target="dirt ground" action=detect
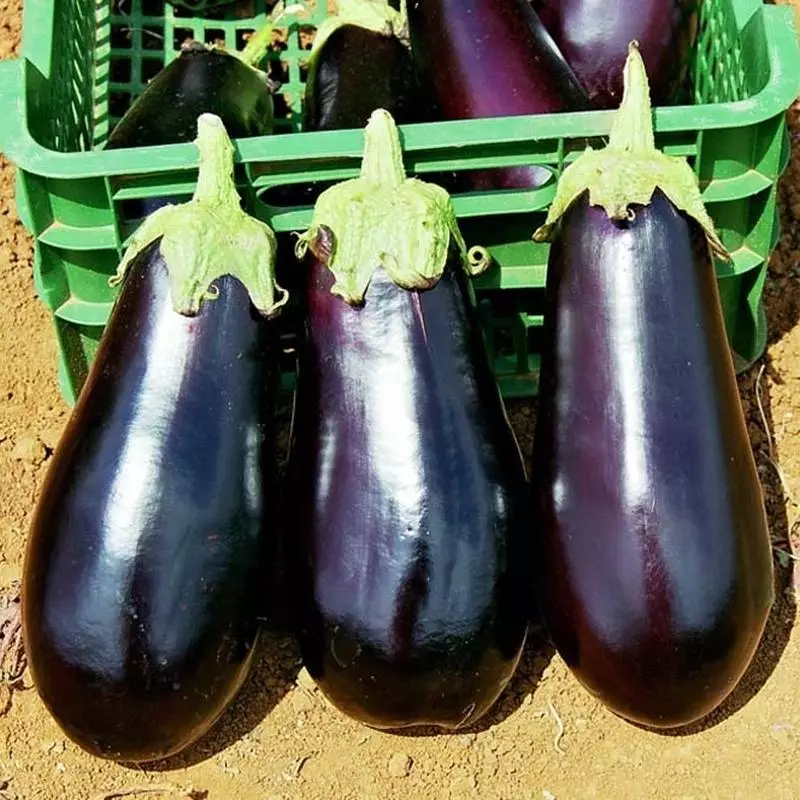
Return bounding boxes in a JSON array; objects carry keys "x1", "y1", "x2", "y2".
[{"x1": 1, "y1": 2, "x2": 799, "y2": 799}]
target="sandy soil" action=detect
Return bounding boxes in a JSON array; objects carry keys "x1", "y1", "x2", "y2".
[{"x1": 1, "y1": 2, "x2": 799, "y2": 798}]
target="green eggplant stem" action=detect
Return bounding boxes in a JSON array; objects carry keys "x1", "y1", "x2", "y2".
[
  {"x1": 296, "y1": 109, "x2": 490, "y2": 305},
  {"x1": 110, "y1": 113, "x2": 287, "y2": 318},
  {"x1": 534, "y1": 41, "x2": 728, "y2": 262}
]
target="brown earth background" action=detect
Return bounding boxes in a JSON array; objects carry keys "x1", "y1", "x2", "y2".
[{"x1": 1, "y1": 2, "x2": 799, "y2": 798}]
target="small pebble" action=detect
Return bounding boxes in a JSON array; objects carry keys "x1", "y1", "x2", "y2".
[
  {"x1": 11, "y1": 435, "x2": 46, "y2": 465},
  {"x1": 451, "y1": 775, "x2": 477, "y2": 793},
  {"x1": 39, "y1": 424, "x2": 64, "y2": 452},
  {"x1": 769, "y1": 722, "x2": 795, "y2": 748},
  {"x1": 387, "y1": 752, "x2": 412, "y2": 778}
]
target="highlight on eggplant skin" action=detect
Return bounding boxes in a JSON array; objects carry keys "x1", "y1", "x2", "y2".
[
  {"x1": 22, "y1": 115, "x2": 286, "y2": 763},
  {"x1": 535, "y1": 0, "x2": 700, "y2": 109},
  {"x1": 530, "y1": 43, "x2": 774, "y2": 730},
  {"x1": 23, "y1": 251, "x2": 278, "y2": 762},
  {"x1": 282, "y1": 110, "x2": 531, "y2": 730},
  {"x1": 533, "y1": 192, "x2": 774, "y2": 729},
  {"x1": 407, "y1": 0, "x2": 589, "y2": 191},
  {"x1": 106, "y1": 43, "x2": 275, "y2": 151}
]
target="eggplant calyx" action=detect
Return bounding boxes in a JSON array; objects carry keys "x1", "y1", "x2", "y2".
[
  {"x1": 237, "y1": 2, "x2": 308, "y2": 70},
  {"x1": 110, "y1": 114, "x2": 288, "y2": 318},
  {"x1": 295, "y1": 108, "x2": 490, "y2": 305},
  {"x1": 310, "y1": 0, "x2": 410, "y2": 60},
  {"x1": 533, "y1": 42, "x2": 728, "y2": 262}
]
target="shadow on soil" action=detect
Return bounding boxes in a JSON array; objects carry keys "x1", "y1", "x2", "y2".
[
  {"x1": 653, "y1": 161, "x2": 800, "y2": 737},
  {"x1": 130, "y1": 628, "x2": 302, "y2": 772}
]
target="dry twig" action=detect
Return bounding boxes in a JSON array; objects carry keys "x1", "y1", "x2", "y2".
[
  {"x1": 532, "y1": 701, "x2": 567, "y2": 756},
  {"x1": 755, "y1": 364, "x2": 796, "y2": 504},
  {"x1": 91, "y1": 785, "x2": 199, "y2": 800},
  {"x1": 548, "y1": 700, "x2": 566, "y2": 756},
  {"x1": 0, "y1": 582, "x2": 26, "y2": 714},
  {"x1": 754, "y1": 364, "x2": 800, "y2": 566}
]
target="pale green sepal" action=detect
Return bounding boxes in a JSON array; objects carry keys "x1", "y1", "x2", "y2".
[
  {"x1": 310, "y1": 0, "x2": 409, "y2": 62},
  {"x1": 296, "y1": 109, "x2": 491, "y2": 305},
  {"x1": 109, "y1": 114, "x2": 288, "y2": 319},
  {"x1": 533, "y1": 42, "x2": 729, "y2": 262}
]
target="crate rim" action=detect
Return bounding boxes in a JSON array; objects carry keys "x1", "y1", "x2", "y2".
[{"x1": 0, "y1": 3, "x2": 797, "y2": 182}]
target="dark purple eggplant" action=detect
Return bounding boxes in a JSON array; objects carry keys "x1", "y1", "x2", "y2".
[
  {"x1": 304, "y1": 2, "x2": 427, "y2": 132},
  {"x1": 106, "y1": 43, "x2": 274, "y2": 151},
  {"x1": 406, "y1": 0, "x2": 589, "y2": 191},
  {"x1": 22, "y1": 115, "x2": 287, "y2": 762},
  {"x1": 536, "y1": 0, "x2": 699, "y2": 109},
  {"x1": 107, "y1": 18, "x2": 287, "y2": 218},
  {"x1": 530, "y1": 45, "x2": 774, "y2": 729},
  {"x1": 265, "y1": 0, "x2": 432, "y2": 208},
  {"x1": 282, "y1": 110, "x2": 530, "y2": 730}
]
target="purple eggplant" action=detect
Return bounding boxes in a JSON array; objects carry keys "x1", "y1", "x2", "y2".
[
  {"x1": 406, "y1": 0, "x2": 589, "y2": 191},
  {"x1": 283, "y1": 110, "x2": 530, "y2": 730},
  {"x1": 268, "y1": 0, "x2": 431, "y2": 207},
  {"x1": 536, "y1": 0, "x2": 699, "y2": 109},
  {"x1": 106, "y1": 29, "x2": 284, "y2": 220},
  {"x1": 530, "y1": 44, "x2": 774, "y2": 728},
  {"x1": 304, "y1": 1, "x2": 427, "y2": 132},
  {"x1": 106, "y1": 42, "x2": 275, "y2": 151},
  {"x1": 22, "y1": 115, "x2": 287, "y2": 762}
]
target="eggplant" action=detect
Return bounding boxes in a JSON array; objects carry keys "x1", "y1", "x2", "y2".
[
  {"x1": 530, "y1": 45, "x2": 774, "y2": 729},
  {"x1": 107, "y1": 14, "x2": 291, "y2": 217},
  {"x1": 106, "y1": 43, "x2": 274, "y2": 151},
  {"x1": 265, "y1": 0, "x2": 431, "y2": 209},
  {"x1": 406, "y1": 0, "x2": 589, "y2": 191},
  {"x1": 22, "y1": 115, "x2": 287, "y2": 762},
  {"x1": 304, "y1": 0, "x2": 427, "y2": 132},
  {"x1": 536, "y1": 0, "x2": 699, "y2": 109},
  {"x1": 283, "y1": 110, "x2": 530, "y2": 730}
]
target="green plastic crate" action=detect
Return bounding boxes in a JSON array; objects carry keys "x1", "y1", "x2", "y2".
[{"x1": 0, "y1": 0, "x2": 798, "y2": 405}]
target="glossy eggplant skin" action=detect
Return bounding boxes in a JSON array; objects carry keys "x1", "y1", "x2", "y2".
[
  {"x1": 283, "y1": 239, "x2": 530, "y2": 730},
  {"x1": 107, "y1": 43, "x2": 273, "y2": 218},
  {"x1": 536, "y1": 0, "x2": 699, "y2": 109},
  {"x1": 305, "y1": 24, "x2": 428, "y2": 133},
  {"x1": 22, "y1": 245, "x2": 278, "y2": 762},
  {"x1": 532, "y1": 190, "x2": 774, "y2": 729},
  {"x1": 266, "y1": 25, "x2": 432, "y2": 208},
  {"x1": 107, "y1": 44, "x2": 273, "y2": 149},
  {"x1": 407, "y1": 0, "x2": 589, "y2": 191}
]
